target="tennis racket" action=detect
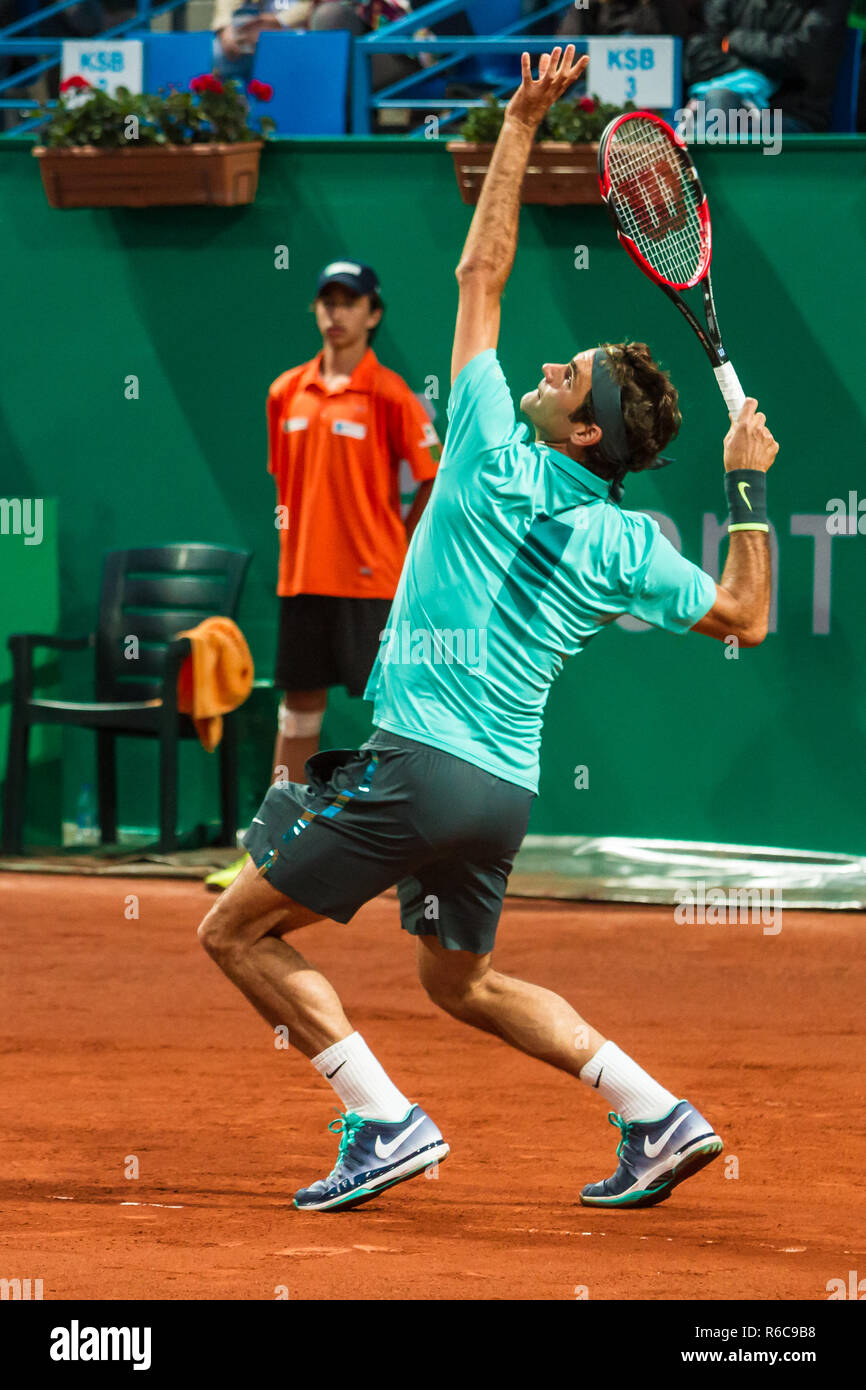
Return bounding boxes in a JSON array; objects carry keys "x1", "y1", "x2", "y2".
[{"x1": 598, "y1": 110, "x2": 746, "y2": 421}]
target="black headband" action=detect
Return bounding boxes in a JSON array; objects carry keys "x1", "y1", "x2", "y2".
[{"x1": 590, "y1": 348, "x2": 674, "y2": 501}]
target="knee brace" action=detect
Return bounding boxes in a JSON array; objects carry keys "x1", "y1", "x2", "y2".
[{"x1": 278, "y1": 701, "x2": 324, "y2": 739}]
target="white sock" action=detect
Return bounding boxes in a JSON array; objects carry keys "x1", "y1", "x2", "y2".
[
  {"x1": 579, "y1": 1040, "x2": 678, "y2": 1123},
  {"x1": 311, "y1": 1032, "x2": 411, "y2": 1122}
]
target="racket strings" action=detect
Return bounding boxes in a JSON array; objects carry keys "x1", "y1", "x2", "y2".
[{"x1": 606, "y1": 120, "x2": 706, "y2": 286}]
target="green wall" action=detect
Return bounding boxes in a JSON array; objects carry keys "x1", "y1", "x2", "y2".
[
  {"x1": 0, "y1": 498, "x2": 61, "y2": 843},
  {"x1": 1, "y1": 135, "x2": 865, "y2": 852}
]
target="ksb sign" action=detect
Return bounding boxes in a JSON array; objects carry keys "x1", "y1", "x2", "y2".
[
  {"x1": 61, "y1": 40, "x2": 143, "y2": 97},
  {"x1": 586, "y1": 36, "x2": 677, "y2": 110}
]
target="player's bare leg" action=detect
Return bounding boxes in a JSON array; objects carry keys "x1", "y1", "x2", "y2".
[
  {"x1": 197, "y1": 856, "x2": 348, "y2": 1055},
  {"x1": 273, "y1": 689, "x2": 327, "y2": 785},
  {"x1": 197, "y1": 859, "x2": 448, "y2": 1208},
  {"x1": 416, "y1": 935, "x2": 605, "y2": 1072},
  {"x1": 416, "y1": 935, "x2": 722, "y2": 1207}
]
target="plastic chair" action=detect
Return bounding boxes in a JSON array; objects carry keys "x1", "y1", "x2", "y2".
[
  {"x1": 249, "y1": 30, "x2": 351, "y2": 134},
  {"x1": 143, "y1": 32, "x2": 216, "y2": 96},
  {"x1": 2, "y1": 544, "x2": 252, "y2": 855},
  {"x1": 831, "y1": 25, "x2": 862, "y2": 134}
]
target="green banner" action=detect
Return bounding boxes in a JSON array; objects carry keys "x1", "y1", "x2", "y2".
[{"x1": 1, "y1": 136, "x2": 864, "y2": 853}]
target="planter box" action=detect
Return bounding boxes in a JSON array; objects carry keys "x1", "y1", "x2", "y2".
[
  {"x1": 447, "y1": 141, "x2": 601, "y2": 206},
  {"x1": 33, "y1": 142, "x2": 264, "y2": 210}
]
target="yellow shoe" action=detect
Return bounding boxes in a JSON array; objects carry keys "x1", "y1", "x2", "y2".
[{"x1": 204, "y1": 854, "x2": 248, "y2": 892}]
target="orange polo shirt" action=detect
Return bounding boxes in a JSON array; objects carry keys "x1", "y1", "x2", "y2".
[{"x1": 267, "y1": 348, "x2": 441, "y2": 599}]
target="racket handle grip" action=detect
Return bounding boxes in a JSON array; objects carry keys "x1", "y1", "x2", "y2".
[{"x1": 714, "y1": 362, "x2": 747, "y2": 419}]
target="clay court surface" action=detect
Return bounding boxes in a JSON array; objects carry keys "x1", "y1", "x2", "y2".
[{"x1": 1, "y1": 871, "x2": 863, "y2": 1301}]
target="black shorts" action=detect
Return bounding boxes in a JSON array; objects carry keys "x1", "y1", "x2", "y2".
[
  {"x1": 241, "y1": 728, "x2": 534, "y2": 956},
  {"x1": 274, "y1": 594, "x2": 393, "y2": 698}
]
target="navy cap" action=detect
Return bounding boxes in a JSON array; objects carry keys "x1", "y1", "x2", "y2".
[{"x1": 316, "y1": 259, "x2": 380, "y2": 298}]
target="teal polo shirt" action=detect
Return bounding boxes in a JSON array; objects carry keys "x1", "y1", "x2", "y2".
[{"x1": 364, "y1": 349, "x2": 716, "y2": 793}]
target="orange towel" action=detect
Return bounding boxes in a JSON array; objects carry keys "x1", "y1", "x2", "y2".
[{"x1": 175, "y1": 617, "x2": 254, "y2": 752}]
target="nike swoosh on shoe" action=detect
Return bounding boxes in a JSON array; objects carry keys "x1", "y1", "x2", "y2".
[
  {"x1": 643, "y1": 1109, "x2": 692, "y2": 1159},
  {"x1": 374, "y1": 1115, "x2": 426, "y2": 1160}
]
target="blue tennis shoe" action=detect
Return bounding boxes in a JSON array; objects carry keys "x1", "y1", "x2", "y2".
[
  {"x1": 580, "y1": 1100, "x2": 723, "y2": 1208},
  {"x1": 294, "y1": 1106, "x2": 449, "y2": 1212}
]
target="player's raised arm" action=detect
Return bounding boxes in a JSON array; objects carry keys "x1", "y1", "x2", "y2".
[
  {"x1": 691, "y1": 398, "x2": 778, "y2": 647},
  {"x1": 451, "y1": 46, "x2": 588, "y2": 385}
]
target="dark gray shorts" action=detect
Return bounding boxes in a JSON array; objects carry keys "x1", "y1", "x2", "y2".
[{"x1": 241, "y1": 728, "x2": 534, "y2": 956}]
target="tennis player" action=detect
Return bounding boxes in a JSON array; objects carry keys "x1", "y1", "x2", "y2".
[{"x1": 197, "y1": 47, "x2": 778, "y2": 1211}]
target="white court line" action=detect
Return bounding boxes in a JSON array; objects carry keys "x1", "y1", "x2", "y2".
[
  {"x1": 47, "y1": 1196, "x2": 184, "y2": 1209},
  {"x1": 120, "y1": 1202, "x2": 184, "y2": 1209}
]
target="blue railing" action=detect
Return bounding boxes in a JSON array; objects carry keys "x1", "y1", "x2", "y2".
[
  {"x1": 0, "y1": 0, "x2": 188, "y2": 133},
  {"x1": 1, "y1": 0, "x2": 687, "y2": 139},
  {"x1": 352, "y1": 0, "x2": 580, "y2": 135}
]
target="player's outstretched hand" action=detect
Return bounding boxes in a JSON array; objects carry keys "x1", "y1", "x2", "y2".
[
  {"x1": 723, "y1": 398, "x2": 779, "y2": 473},
  {"x1": 505, "y1": 46, "x2": 589, "y2": 130}
]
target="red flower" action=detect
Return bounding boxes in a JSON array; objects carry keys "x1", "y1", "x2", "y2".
[
  {"x1": 60, "y1": 75, "x2": 90, "y2": 93},
  {"x1": 578, "y1": 96, "x2": 596, "y2": 113},
  {"x1": 190, "y1": 73, "x2": 224, "y2": 95},
  {"x1": 247, "y1": 80, "x2": 273, "y2": 102}
]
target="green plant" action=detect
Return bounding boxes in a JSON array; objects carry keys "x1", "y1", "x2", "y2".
[
  {"x1": 39, "y1": 75, "x2": 276, "y2": 149},
  {"x1": 459, "y1": 92, "x2": 635, "y2": 144},
  {"x1": 458, "y1": 95, "x2": 508, "y2": 144}
]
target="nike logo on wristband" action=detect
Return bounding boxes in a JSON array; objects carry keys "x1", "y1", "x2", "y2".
[{"x1": 737, "y1": 480, "x2": 753, "y2": 511}]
